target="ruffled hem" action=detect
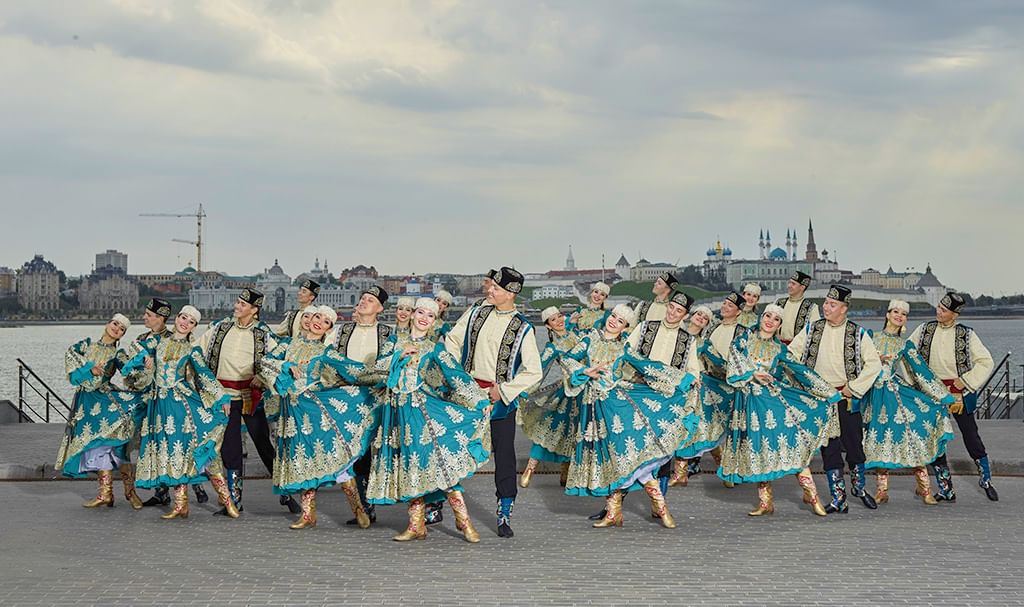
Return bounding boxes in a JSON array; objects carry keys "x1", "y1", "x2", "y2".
[
  {"x1": 367, "y1": 440, "x2": 489, "y2": 505},
  {"x1": 135, "y1": 434, "x2": 222, "y2": 489},
  {"x1": 565, "y1": 453, "x2": 672, "y2": 497},
  {"x1": 865, "y1": 430, "x2": 953, "y2": 469},
  {"x1": 58, "y1": 437, "x2": 130, "y2": 479},
  {"x1": 717, "y1": 464, "x2": 806, "y2": 485},
  {"x1": 529, "y1": 443, "x2": 570, "y2": 463},
  {"x1": 675, "y1": 439, "x2": 722, "y2": 460}
]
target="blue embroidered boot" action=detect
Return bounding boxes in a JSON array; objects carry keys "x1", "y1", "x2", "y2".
[
  {"x1": 215, "y1": 469, "x2": 243, "y2": 515},
  {"x1": 849, "y1": 463, "x2": 877, "y2": 509},
  {"x1": 932, "y1": 462, "x2": 956, "y2": 502},
  {"x1": 496, "y1": 497, "x2": 515, "y2": 538},
  {"x1": 824, "y1": 468, "x2": 848, "y2": 514},
  {"x1": 975, "y1": 457, "x2": 999, "y2": 501},
  {"x1": 424, "y1": 500, "x2": 445, "y2": 525},
  {"x1": 687, "y1": 459, "x2": 702, "y2": 476}
]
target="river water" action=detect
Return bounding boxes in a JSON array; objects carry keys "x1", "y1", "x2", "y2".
[{"x1": 2, "y1": 319, "x2": 1022, "y2": 404}]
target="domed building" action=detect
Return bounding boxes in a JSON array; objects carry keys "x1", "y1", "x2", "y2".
[{"x1": 701, "y1": 225, "x2": 822, "y2": 292}]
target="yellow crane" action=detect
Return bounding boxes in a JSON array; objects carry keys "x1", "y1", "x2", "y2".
[{"x1": 140, "y1": 204, "x2": 207, "y2": 272}]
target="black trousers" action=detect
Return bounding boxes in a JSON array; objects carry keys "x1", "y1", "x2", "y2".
[
  {"x1": 952, "y1": 410, "x2": 988, "y2": 460},
  {"x1": 221, "y1": 400, "x2": 276, "y2": 474},
  {"x1": 491, "y1": 414, "x2": 518, "y2": 500},
  {"x1": 820, "y1": 399, "x2": 866, "y2": 471}
]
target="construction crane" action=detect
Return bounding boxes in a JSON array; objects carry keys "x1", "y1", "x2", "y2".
[{"x1": 140, "y1": 204, "x2": 207, "y2": 271}]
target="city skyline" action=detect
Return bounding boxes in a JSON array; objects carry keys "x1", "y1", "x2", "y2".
[{"x1": 1, "y1": 2, "x2": 1022, "y2": 294}]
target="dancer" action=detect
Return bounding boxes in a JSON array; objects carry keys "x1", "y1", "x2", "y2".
[
  {"x1": 737, "y1": 283, "x2": 762, "y2": 328},
  {"x1": 365, "y1": 298, "x2": 490, "y2": 542},
  {"x1": 260, "y1": 305, "x2": 378, "y2": 529},
  {"x1": 445, "y1": 266, "x2": 543, "y2": 538},
  {"x1": 393, "y1": 296, "x2": 415, "y2": 339},
  {"x1": 568, "y1": 282, "x2": 610, "y2": 334},
  {"x1": 198, "y1": 288, "x2": 284, "y2": 515},
  {"x1": 862, "y1": 300, "x2": 955, "y2": 505},
  {"x1": 55, "y1": 314, "x2": 144, "y2": 509},
  {"x1": 520, "y1": 306, "x2": 583, "y2": 488},
  {"x1": 776, "y1": 271, "x2": 819, "y2": 345},
  {"x1": 428, "y1": 289, "x2": 454, "y2": 341},
  {"x1": 561, "y1": 304, "x2": 699, "y2": 529},
  {"x1": 718, "y1": 305, "x2": 839, "y2": 516},
  {"x1": 121, "y1": 306, "x2": 239, "y2": 520},
  {"x1": 272, "y1": 279, "x2": 320, "y2": 338},
  {"x1": 908, "y1": 292, "x2": 998, "y2": 502},
  {"x1": 788, "y1": 285, "x2": 882, "y2": 513},
  {"x1": 634, "y1": 272, "x2": 677, "y2": 324},
  {"x1": 331, "y1": 285, "x2": 392, "y2": 525}
]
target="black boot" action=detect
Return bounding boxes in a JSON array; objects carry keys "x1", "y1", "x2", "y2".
[
  {"x1": 142, "y1": 486, "x2": 170, "y2": 507},
  {"x1": 824, "y1": 468, "x2": 849, "y2": 514},
  {"x1": 424, "y1": 501, "x2": 444, "y2": 525},
  {"x1": 193, "y1": 484, "x2": 209, "y2": 504},
  {"x1": 849, "y1": 463, "x2": 877, "y2": 510},
  {"x1": 496, "y1": 497, "x2": 515, "y2": 538},
  {"x1": 282, "y1": 494, "x2": 301, "y2": 513},
  {"x1": 975, "y1": 457, "x2": 999, "y2": 502},
  {"x1": 345, "y1": 475, "x2": 377, "y2": 525}
]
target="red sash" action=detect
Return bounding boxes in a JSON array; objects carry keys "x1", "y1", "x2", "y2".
[
  {"x1": 219, "y1": 378, "x2": 263, "y2": 414},
  {"x1": 941, "y1": 378, "x2": 964, "y2": 395}
]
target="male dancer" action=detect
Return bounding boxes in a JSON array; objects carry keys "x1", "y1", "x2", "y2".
[
  {"x1": 909, "y1": 292, "x2": 998, "y2": 502},
  {"x1": 199, "y1": 288, "x2": 282, "y2": 515},
  {"x1": 272, "y1": 279, "x2": 319, "y2": 338},
  {"x1": 445, "y1": 267, "x2": 543, "y2": 538},
  {"x1": 788, "y1": 285, "x2": 882, "y2": 513},
  {"x1": 333, "y1": 285, "x2": 392, "y2": 525},
  {"x1": 634, "y1": 271, "x2": 677, "y2": 324},
  {"x1": 776, "y1": 271, "x2": 820, "y2": 344}
]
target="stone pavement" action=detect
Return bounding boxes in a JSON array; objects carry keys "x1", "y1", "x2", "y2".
[
  {"x1": 0, "y1": 474, "x2": 1021, "y2": 606},
  {"x1": 2, "y1": 419, "x2": 1023, "y2": 480}
]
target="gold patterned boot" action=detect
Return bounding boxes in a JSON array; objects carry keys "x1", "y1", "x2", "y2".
[
  {"x1": 593, "y1": 491, "x2": 624, "y2": 528},
  {"x1": 519, "y1": 458, "x2": 538, "y2": 488},
  {"x1": 914, "y1": 466, "x2": 939, "y2": 505},
  {"x1": 208, "y1": 474, "x2": 241, "y2": 518},
  {"x1": 796, "y1": 468, "x2": 827, "y2": 516},
  {"x1": 644, "y1": 480, "x2": 676, "y2": 528},
  {"x1": 118, "y1": 464, "x2": 144, "y2": 510},
  {"x1": 161, "y1": 485, "x2": 189, "y2": 520},
  {"x1": 748, "y1": 481, "x2": 774, "y2": 516},
  {"x1": 83, "y1": 469, "x2": 115, "y2": 508},
  {"x1": 668, "y1": 457, "x2": 690, "y2": 487},
  {"x1": 340, "y1": 478, "x2": 371, "y2": 528},
  {"x1": 289, "y1": 489, "x2": 318, "y2": 529},
  {"x1": 394, "y1": 498, "x2": 427, "y2": 541},
  {"x1": 711, "y1": 447, "x2": 733, "y2": 487},
  {"x1": 446, "y1": 490, "x2": 480, "y2": 543},
  {"x1": 875, "y1": 470, "x2": 890, "y2": 504}
]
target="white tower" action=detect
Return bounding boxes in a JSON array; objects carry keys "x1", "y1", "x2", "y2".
[{"x1": 565, "y1": 245, "x2": 576, "y2": 271}]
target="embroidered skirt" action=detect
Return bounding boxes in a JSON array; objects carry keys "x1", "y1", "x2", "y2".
[
  {"x1": 55, "y1": 389, "x2": 141, "y2": 478},
  {"x1": 676, "y1": 374, "x2": 735, "y2": 459},
  {"x1": 520, "y1": 385, "x2": 579, "y2": 464},
  {"x1": 136, "y1": 388, "x2": 228, "y2": 488},
  {"x1": 862, "y1": 378, "x2": 954, "y2": 469}
]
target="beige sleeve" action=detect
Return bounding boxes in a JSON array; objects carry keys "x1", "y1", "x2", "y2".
[
  {"x1": 197, "y1": 325, "x2": 215, "y2": 358},
  {"x1": 626, "y1": 324, "x2": 643, "y2": 351},
  {"x1": 787, "y1": 327, "x2": 808, "y2": 362},
  {"x1": 848, "y1": 332, "x2": 882, "y2": 398},
  {"x1": 444, "y1": 310, "x2": 470, "y2": 360},
  {"x1": 962, "y1": 331, "x2": 994, "y2": 392},
  {"x1": 685, "y1": 339, "x2": 702, "y2": 376},
  {"x1": 498, "y1": 333, "x2": 543, "y2": 405},
  {"x1": 907, "y1": 324, "x2": 924, "y2": 349},
  {"x1": 806, "y1": 304, "x2": 821, "y2": 327}
]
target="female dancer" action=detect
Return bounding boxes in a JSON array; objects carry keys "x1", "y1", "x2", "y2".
[
  {"x1": 363, "y1": 298, "x2": 490, "y2": 542},
  {"x1": 718, "y1": 305, "x2": 839, "y2": 516},
  {"x1": 862, "y1": 300, "x2": 955, "y2": 505},
  {"x1": 519, "y1": 306, "x2": 582, "y2": 487},
  {"x1": 393, "y1": 296, "x2": 415, "y2": 339},
  {"x1": 260, "y1": 305, "x2": 378, "y2": 529},
  {"x1": 121, "y1": 306, "x2": 239, "y2": 520},
  {"x1": 55, "y1": 314, "x2": 145, "y2": 509},
  {"x1": 562, "y1": 304, "x2": 699, "y2": 529},
  {"x1": 737, "y1": 283, "x2": 762, "y2": 329},
  {"x1": 427, "y1": 290, "x2": 454, "y2": 341},
  {"x1": 567, "y1": 282, "x2": 610, "y2": 334}
]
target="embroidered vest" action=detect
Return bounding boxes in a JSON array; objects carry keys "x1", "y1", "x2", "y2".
[
  {"x1": 463, "y1": 305, "x2": 531, "y2": 382},
  {"x1": 776, "y1": 297, "x2": 814, "y2": 334},
  {"x1": 206, "y1": 319, "x2": 268, "y2": 378},
  {"x1": 803, "y1": 319, "x2": 863, "y2": 381},
  {"x1": 637, "y1": 321, "x2": 693, "y2": 370},
  {"x1": 917, "y1": 321, "x2": 972, "y2": 377},
  {"x1": 334, "y1": 321, "x2": 392, "y2": 358}
]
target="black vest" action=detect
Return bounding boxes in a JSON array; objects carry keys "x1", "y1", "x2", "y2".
[
  {"x1": 803, "y1": 319, "x2": 863, "y2": 381},
  {"x1": 637, "y1": 321, "x2": 693, "y2": 370},
  {"x1": 917, "y1": 321, "x2": 973, "y2": 377}
]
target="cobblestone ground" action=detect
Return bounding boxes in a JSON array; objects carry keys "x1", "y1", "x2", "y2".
[{"x1": 1, "y1": 473, "x2": 1021, "y2": 606}]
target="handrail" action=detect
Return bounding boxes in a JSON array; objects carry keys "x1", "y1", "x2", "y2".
[
  {"x1": 976, "y1": 352, "x2": 1011, "y2": 395},
  {"x1": 974, "y1": 353, "x2": 1015, "y2": 420},
  {"x1": 16, "y1": 358, "x2": 71, "y2": 423}
]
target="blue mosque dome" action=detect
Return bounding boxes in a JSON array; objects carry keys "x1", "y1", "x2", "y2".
[
  {"x1": 723, "y1": 247, "x2": 733, "y2": 256},
  {"x1": 769, "y1": 247, "x2": 788, "y2": 260},
  {"x1": 706, "y1": 248, "x2": 716, "y2": 256}
]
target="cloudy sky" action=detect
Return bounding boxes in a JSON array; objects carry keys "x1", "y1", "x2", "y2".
[{"x1": 1, "y1": 1, "x2": 1021, "y2": 294}]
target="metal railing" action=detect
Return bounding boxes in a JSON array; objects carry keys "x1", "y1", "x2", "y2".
[
  {"x1": 16, "y1": 358, "x2": 71, "y2": 423},
  {"x1": 975, "y1": 352, "x2": 1022, "y2": 420}
]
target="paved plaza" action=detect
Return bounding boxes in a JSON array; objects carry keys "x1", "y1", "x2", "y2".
[{"x1": 1, "y1": 472, "x2": 1021, "y2": 606}]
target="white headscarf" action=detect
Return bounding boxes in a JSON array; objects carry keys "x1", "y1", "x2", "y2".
[
  {"x1": 316, "y1": 305, "x2": 338, "y2": 325},
  {"x1": 179, "y1": 305, "x2": 202, "y2": 325},
  {"x1": 111, "y1": 313, "x2": 131, "y2": 331},
  {"x1": 415, "y1": 297, "x2": 440, "y2": 315}
]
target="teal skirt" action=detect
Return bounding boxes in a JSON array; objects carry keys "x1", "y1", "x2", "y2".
[
  {"x1": 55, "y1": 389, "x2": 140, "y2": 478},
  {"x1": 862, "y1": 377, "x2": 954, "y2": 470}
]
